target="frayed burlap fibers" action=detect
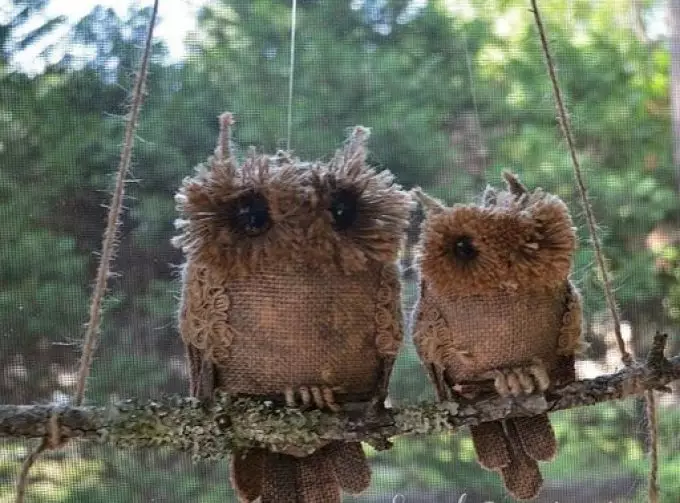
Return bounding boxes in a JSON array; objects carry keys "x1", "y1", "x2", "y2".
[
  {"x1": 412, "y1": 172, "x2": 583, "y2": 501},
  {"x1": 175, "y1": 117, "x2": 412, "y2": 502}
]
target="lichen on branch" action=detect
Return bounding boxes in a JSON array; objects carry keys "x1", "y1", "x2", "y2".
[{"x1": 1, "y1": 333, "x2": 677, "y2": 461}]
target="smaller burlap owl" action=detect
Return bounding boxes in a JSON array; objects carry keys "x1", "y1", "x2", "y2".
[
  {"x1": 174, "y1": 114, "x2": 412, "y2": 503},
  {"x1": 412, "y1": 172, "x2": 583, "y2": 500}
]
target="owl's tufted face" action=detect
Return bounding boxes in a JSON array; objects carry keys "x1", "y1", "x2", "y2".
[
  {"x1": 417, "y1": 181, "x2": 577, "y2": 298},
  {"x1": 174, "y1": 130, "x2": 412, "y2": 275}
]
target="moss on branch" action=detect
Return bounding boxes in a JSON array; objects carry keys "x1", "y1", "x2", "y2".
[{"x1": 1, "y1": 333, "x2": 678, "y2": 461}]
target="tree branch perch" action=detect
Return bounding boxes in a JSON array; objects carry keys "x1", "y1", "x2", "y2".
[{"x1": 1, "y1": 333, "x2": 677, "y2": 461}]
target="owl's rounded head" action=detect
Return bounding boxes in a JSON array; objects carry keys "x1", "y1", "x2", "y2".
[
  {"x1": 416, "y1": 172, "x2": 577, "y2": 297},
  {"x1": 174, "y1": 118, "x2": 412, "y2": 275}
]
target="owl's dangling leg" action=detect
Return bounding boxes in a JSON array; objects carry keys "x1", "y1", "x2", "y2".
[
  {"x1": 230, "y1": 448, "x2": 265, "y2": 502},
  {"x1": 186, "y1": 344, "x2": 218, "y2": 401},
  {"x1": 489, "y1": 362, "x2": 557, "y2": 461},
  {"x1": 510, "y1": 414, "x2": 557, "y2": 462},
  {"x1": 500, "y1": 420, "x2": 544, "y2": 500},
  {"x1": 469, "y1": 361, "x2": 557, "y2": 500},
  {"x1": 230, "y1": 441, "x2": 371, "y2": 503},
  {"x1": 231, "y1": 386, "x2": 371, "y2": 503},
  {"x1": 260, "y1": 452, "x2": 300, "y2": 503},
  {"x1": 469, "y1": 421, "x2": 512, "y2": 470},
  {"x1": 469, "y1": 417, "x2": 551, "y2": 500},
  {"x1": 326, "y1": 442, "x2": 372, "y2": 493},
  {"x1": 295, "y1": 446, "x2": 343, "y2": 502}
]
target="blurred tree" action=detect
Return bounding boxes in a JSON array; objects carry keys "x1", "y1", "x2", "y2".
[
  {"x1": 0, "y1": 4, "x2": 183, "y2": 405},
  {"x1": 0, "y1": 0, "x2": 65, "y2": 67},
  {"x1": 188, "y1": 0, "x2": 483, "y2": 196}
]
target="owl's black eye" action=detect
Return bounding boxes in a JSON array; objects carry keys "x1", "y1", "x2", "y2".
[
  {"x1": 451, "y1": 235, "x2": 478, "y2": 262},
  {"x1": 330, "y1": 188, "x2": 359, "y2": 230},
  {"x1": 231, "y1": 192, "x2": 271, "y2": 236}
]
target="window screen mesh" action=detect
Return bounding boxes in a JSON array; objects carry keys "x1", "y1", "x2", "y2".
[{"x1": 1, "y1": 1, "x2": 679, "y2": 502}]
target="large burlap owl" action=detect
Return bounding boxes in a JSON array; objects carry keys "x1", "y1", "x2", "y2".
[
  {"x1": 412, "y1": 172, "x2": 582, "y2": 500},
  {"x1": 173, "y1": 114, "x2": 412, "y2": 503}
]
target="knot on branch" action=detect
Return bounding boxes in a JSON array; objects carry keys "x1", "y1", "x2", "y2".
[
  {"x1": 644, "y1": 332, "x2": 674, "y2": 392},
  {"x1": 46, "y1": 409, "x2": 65, "y2": 449}
]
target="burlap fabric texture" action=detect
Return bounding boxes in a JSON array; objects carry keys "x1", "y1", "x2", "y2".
[{"x1": 413, "y1": 172, "x2": 583, "y2": 500}]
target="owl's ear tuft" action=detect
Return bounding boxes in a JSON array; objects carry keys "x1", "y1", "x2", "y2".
[
  {"x1": 482, "y1": 185, "x2": 497, "y2": 207},
  {"x1": 348, "y1": 125, "x2": 371, "y2": 145},
  {"x1": 210, "y1": 111, "x2": 237, "y2": 178},
  {"x1": 337, "y1": 126, "x2": 371, "y2": 177},
  {"x1": 502, "y1": 171, "x2": 528, "y2": 200},
  {"x1": 411, "y1": 187, "x2": 446, "y2": 215}
]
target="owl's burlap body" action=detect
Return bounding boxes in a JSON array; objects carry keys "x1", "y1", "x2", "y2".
[
  {"x1": 417, "y1": 285, "x2": 575, "y2": 383},
  {"x1": 181, "y1": 261, "x2": 401, "y2": 397},
  {"x1": 415, "y1": 283, "x2": 579, "y2": 500},
  {"x1": 180, "y1": 260, "x2": 403, "y2": 503}
]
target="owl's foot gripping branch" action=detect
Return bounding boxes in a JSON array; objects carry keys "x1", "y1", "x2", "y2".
[{"x1": 0, "y1": 333, "x2": 678, "y2": 460}]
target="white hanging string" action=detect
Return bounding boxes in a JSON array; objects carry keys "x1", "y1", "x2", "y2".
[
  {"x1": 461, "y1": 26, "x2": 487, "y2": 185},
  {"x1": 286, "y1": 0, "x2": 298, "y2": 151},
  {"x1": 461, "y1": 29, "x2": 484, "y2": 150}
]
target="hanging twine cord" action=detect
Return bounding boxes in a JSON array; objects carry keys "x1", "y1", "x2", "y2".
[
  {"x1": 529, "y1": 0, "x2": 632, "y2": 367},
  {"x1": 14, "y1": 407, "x2": 64, "y2": 503},
  {"x1": 13, "y1": 2, "x2": 159, "y2": 501},
  {"x1": 74, "y1": 0, "x2": 159, "y2": 406},
  {"x1": 14, "y1": 409, "x2": 62, "y2": 503},
  {"x1": 286, "y1": 0, "x2": 298, "y2": 151},
  {"x1": 646, "y1": 389, "x2": 659, "y2": 502},
  {"x1": 529, "y1": 1, "x2": 657, "y2": 500}
]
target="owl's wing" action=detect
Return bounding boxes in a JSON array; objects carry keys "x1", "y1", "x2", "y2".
[
  {"x1": 552, "y1": 279, "x2": 583, "y2": 386},
  {"x1": 184, "y1": 343, "x2": 217, "y2": 400},
  {"x1": 372, "y1": 264, "x2": 405, "y2": 405},
  {"x1": 557, "y1": 280, "x2": 583, "y2": 356},
  {"x1": 411, "y1": 282, "x2": 451, "y2": 401},
  {"x1": 179, "y1": 262, "x2": 232, "y2": 400}
]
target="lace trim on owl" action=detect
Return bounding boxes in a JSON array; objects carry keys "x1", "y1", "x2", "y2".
[
  {"x1": 180, "y1": 264, "x2": 237, "y2": 363},
  {"x1": 556, "y1": 280, "x2": 583, "y2": 356},
  {"x1": 413, "y1": 299, "x2": 473, "y2": 370},
  {"x1": 374, "y1": 265, "x2": 403, "y2": 357}
]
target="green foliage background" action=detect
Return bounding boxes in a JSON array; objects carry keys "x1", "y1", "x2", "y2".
[{"x1": 1, "y1": 0, "x2": 680, "y2": 501}]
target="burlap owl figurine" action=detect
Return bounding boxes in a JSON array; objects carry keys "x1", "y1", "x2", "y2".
[
  {"x1": 173, "y1": 113, "x2": 412, "y2": 503},
  {"x1": 412, "y1": 172, "x2": 583, "y2": 500}
]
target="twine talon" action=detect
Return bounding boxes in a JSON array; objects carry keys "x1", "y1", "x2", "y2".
[
  {"x1": 322, "y1": 387, "x2": 340, "y2": 412},
  {"x1": 494, "y1": 370, "x2": 511, "y2": 397},
  {"x1": 505, "y1": 370, "x2": 522, "y2": 397},
  {"x1": 516, "y1": 369, "x2": 535, "y2": 395},
  {"x1": 284, "y1": 387, "x2": 296, "y2": 407},
  {"x1": 310, "y1": 387, "x2": 325, "y2": 409},
  {"x1": 298, "y1": 386, "x2": 312, "y2": 407}
]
